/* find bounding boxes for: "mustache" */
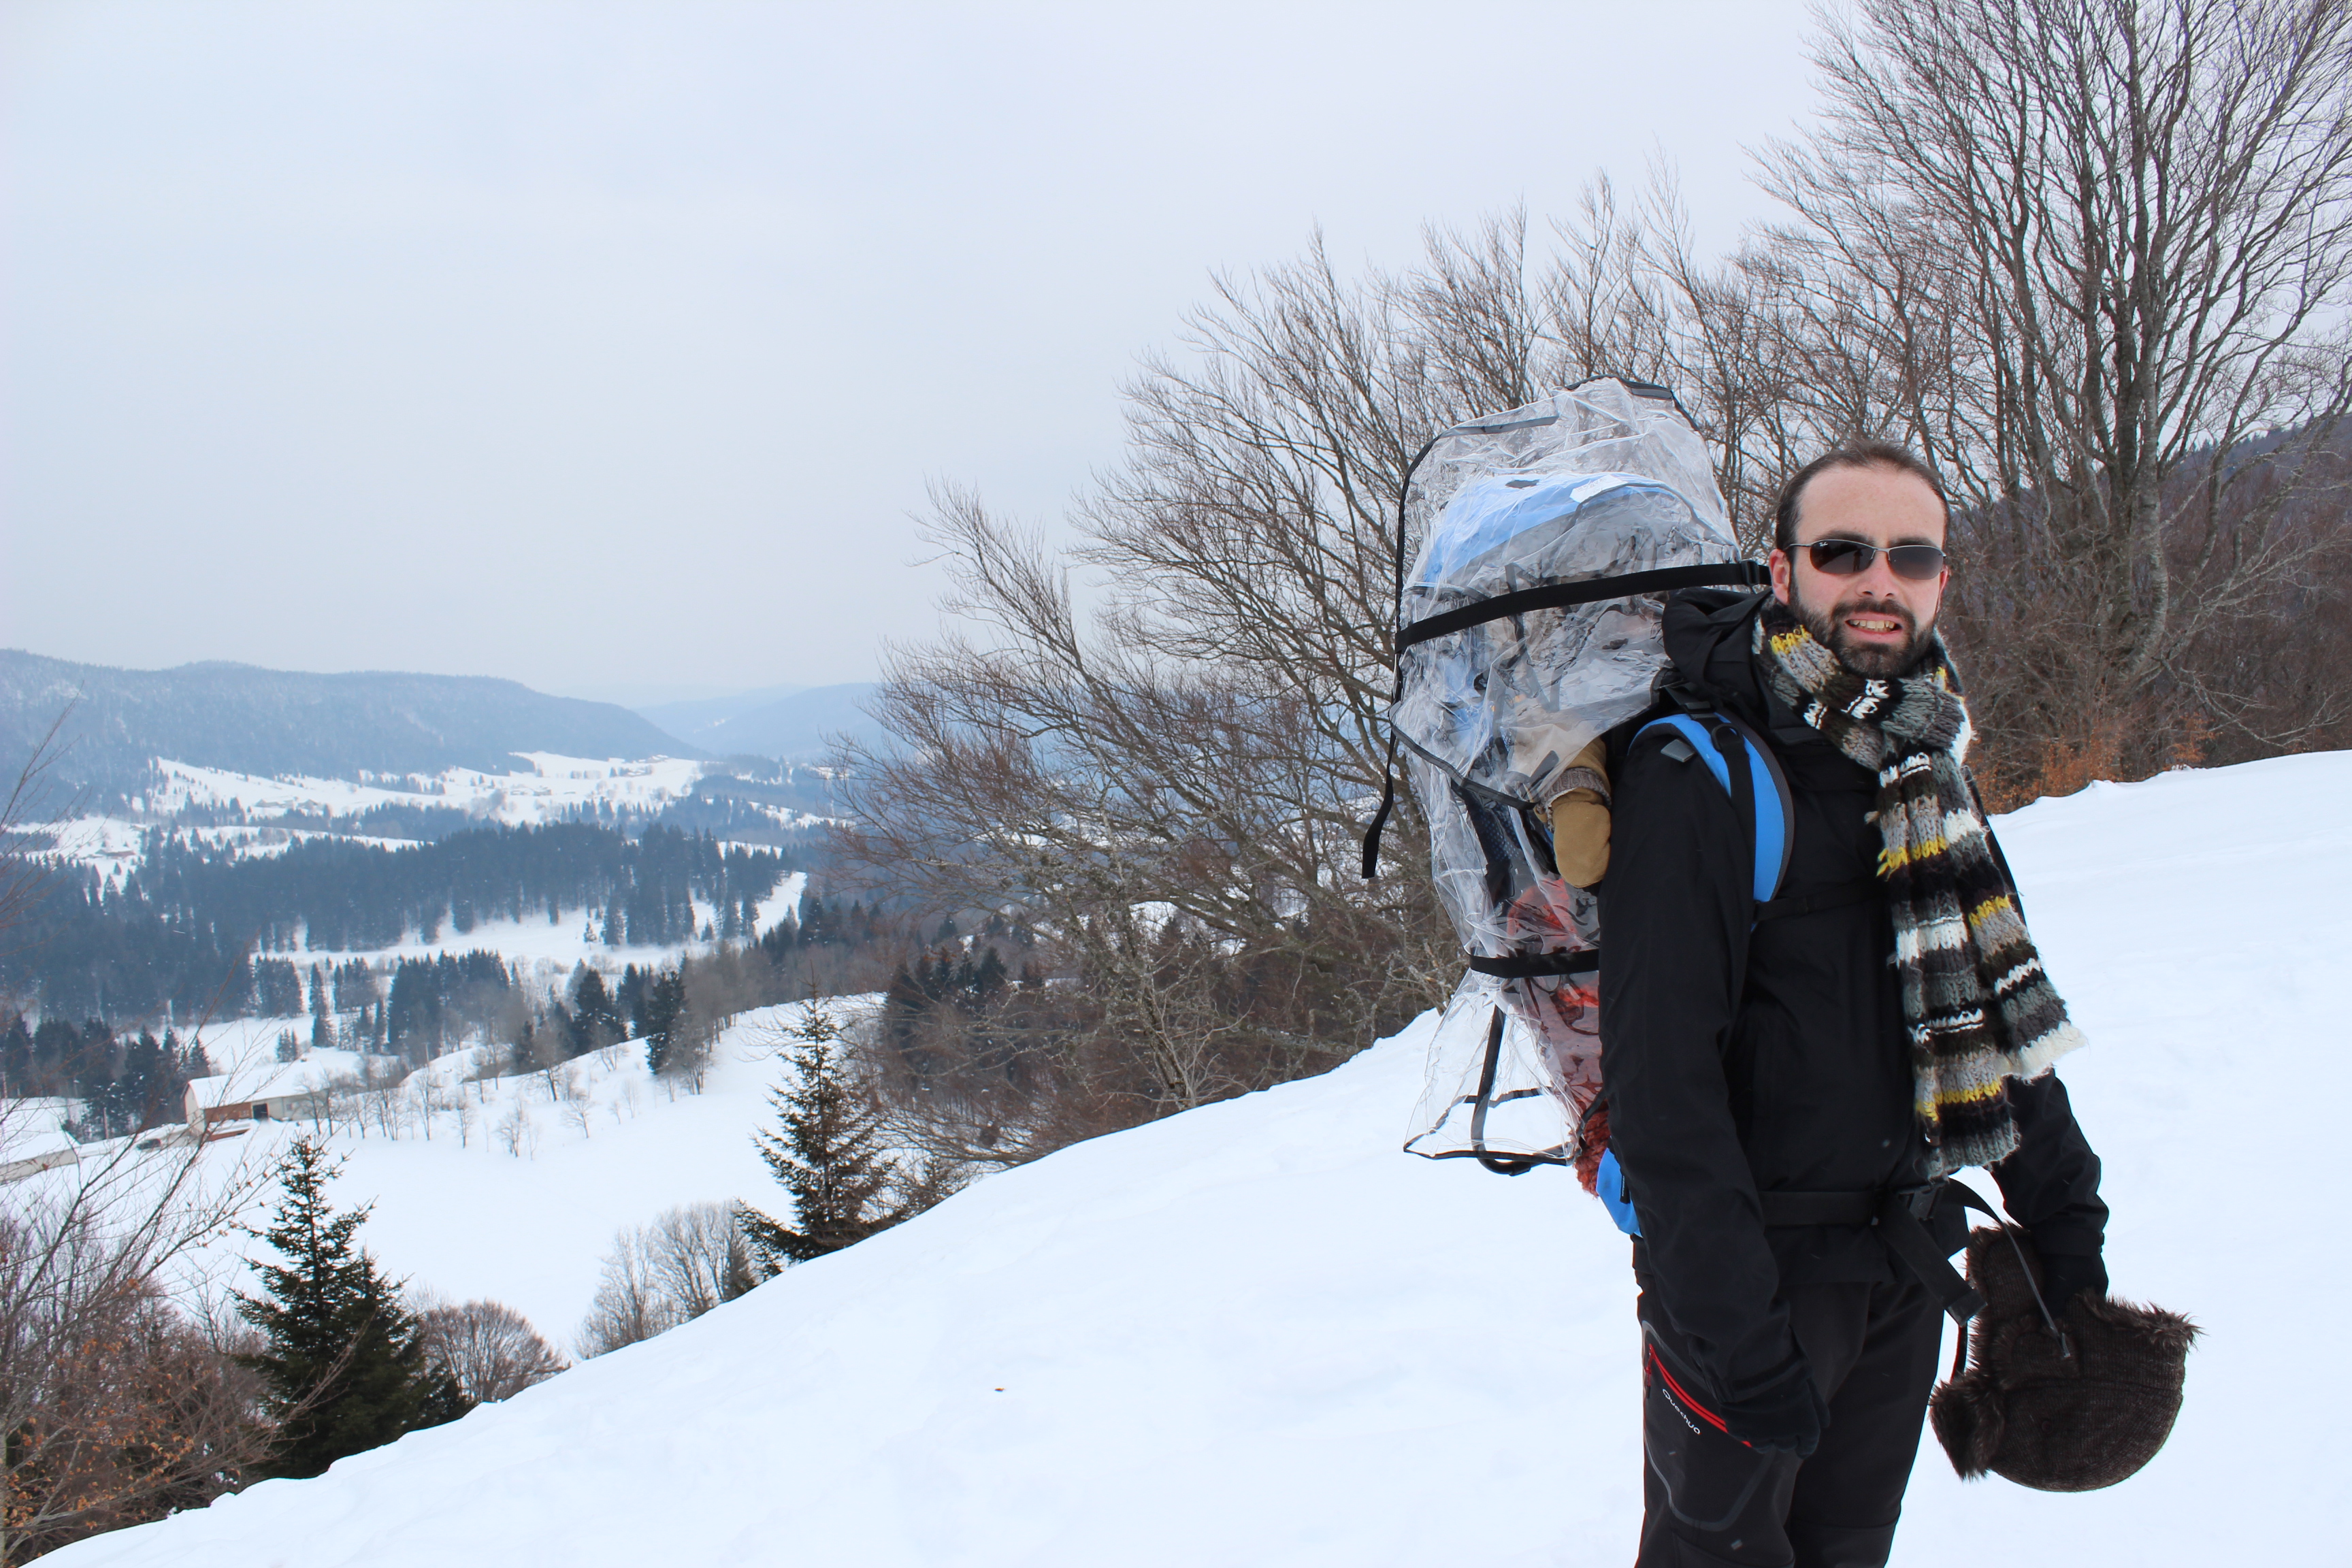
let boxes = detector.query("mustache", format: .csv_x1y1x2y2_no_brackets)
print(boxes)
1830,594,1916,634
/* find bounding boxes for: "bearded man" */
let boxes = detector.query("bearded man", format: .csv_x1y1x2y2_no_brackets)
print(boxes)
1599,442,2110,1567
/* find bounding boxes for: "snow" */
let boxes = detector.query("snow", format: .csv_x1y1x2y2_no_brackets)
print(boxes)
31,755,806,992
148,1016,806,1340
44,751,2352,1566
753,868,808,932
152,753,706,828
293,904,741,970
46,754,715,877
49,815,146,875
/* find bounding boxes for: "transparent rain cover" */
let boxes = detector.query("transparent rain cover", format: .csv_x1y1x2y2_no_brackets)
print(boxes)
1396,380,1740,1171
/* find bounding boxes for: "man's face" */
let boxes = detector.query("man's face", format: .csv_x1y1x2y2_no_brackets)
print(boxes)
1768,462,1950,679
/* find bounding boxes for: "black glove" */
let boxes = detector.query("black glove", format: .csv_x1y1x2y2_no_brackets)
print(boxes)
2038,1249,2108,1309
1720,1360,1830,1457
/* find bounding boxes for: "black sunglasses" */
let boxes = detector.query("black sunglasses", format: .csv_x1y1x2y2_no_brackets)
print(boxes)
1799,538,1946,581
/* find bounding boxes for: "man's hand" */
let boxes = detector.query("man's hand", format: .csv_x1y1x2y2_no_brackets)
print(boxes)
2038,1250,2108,1309
1721,1360,1831,1456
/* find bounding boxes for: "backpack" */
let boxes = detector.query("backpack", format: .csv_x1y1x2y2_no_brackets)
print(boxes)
1361,379,1781,1229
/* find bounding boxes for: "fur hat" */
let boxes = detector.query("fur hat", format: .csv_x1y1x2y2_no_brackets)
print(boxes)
1929,1227,2196,1491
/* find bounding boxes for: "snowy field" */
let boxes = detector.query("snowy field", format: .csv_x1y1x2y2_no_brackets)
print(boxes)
46,751,2352,1566
47,752,832,881
148,753,706,828
149,1007,825,1343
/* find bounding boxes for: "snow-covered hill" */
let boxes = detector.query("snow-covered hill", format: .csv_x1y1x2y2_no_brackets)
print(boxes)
0,650,696,800
149,1006,825,1341
54,753,720,881
49,751,2352,1566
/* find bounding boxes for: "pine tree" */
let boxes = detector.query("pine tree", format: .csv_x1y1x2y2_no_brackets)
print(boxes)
570,967,622,1054
235,1138,466,1478
309,963,337,1054
738,1004,909,1269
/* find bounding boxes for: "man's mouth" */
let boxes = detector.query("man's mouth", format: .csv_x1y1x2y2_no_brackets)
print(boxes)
1844,615,1904,636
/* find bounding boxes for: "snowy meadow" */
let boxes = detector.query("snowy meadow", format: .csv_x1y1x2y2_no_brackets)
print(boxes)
38,751,2352,1566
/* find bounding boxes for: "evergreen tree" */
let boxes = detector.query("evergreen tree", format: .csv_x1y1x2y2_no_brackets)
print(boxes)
738,1003,909,1269
235,1138,467,1478
636,968,686,1074
309,962,336,1053
970,946,1009,1001
568,967,623,1055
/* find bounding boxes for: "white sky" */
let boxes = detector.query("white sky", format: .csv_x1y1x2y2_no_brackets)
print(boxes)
1,0,1820,706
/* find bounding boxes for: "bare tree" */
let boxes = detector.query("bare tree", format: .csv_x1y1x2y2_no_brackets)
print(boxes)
844,1,2352,1179
0,709,74,973
414,1299,566,1405
556,1064,593,1141
641,1203,753,1321
572,1204,752,1358
493,1102,534,1160
574,1224,677,1358
0,1266,272,1563
1749,0,2352,779
0,723,279,1561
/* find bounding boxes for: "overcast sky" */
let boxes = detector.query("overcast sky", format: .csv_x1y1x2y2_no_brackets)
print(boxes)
2,0,1821,707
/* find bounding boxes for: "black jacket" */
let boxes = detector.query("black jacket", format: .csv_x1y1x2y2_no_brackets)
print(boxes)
1598,590,2106,1398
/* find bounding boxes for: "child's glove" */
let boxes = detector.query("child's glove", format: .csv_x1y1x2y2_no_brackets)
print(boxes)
1548,736,1612,887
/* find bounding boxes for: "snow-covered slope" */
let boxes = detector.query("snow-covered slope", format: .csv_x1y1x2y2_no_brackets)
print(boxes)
159,1009,818,1341
51,752,2352,1566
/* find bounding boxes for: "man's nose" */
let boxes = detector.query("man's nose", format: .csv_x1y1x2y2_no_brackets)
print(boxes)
1852,548,1905,593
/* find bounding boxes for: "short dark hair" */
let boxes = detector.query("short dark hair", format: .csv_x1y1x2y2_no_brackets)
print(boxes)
1772,441,1949,552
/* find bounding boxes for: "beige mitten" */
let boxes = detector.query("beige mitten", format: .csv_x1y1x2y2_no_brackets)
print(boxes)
1549,737,1612,887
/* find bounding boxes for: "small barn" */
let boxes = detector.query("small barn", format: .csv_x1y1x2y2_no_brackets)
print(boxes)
183,1070,328,1134
0,1130,80,1185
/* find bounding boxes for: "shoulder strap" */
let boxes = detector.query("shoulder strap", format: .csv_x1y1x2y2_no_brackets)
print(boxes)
1633,708,1795,904
1360,434,1443,881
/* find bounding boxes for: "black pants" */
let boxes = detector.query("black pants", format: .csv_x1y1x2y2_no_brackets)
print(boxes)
1635,1270,1945,1568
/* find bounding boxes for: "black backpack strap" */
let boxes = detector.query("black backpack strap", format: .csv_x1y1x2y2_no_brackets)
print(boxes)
1361,434,1441,881
1394,561,1768,650
1466,949,1601,979
1759,1179,2071,1379
1359,735,1400,879
1469,1007,1541,1176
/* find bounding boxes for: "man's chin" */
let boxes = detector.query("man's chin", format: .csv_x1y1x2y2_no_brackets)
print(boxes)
1827,631,1922,678
1793,600,1935,678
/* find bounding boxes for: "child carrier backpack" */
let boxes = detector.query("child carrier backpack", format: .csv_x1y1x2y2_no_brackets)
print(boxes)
1360,378,1779,1226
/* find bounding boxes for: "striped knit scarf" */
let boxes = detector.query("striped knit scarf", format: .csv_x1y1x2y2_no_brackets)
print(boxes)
1752,598,2087,1173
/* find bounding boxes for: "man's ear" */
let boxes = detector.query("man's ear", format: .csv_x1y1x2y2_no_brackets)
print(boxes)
1768,548,1794,606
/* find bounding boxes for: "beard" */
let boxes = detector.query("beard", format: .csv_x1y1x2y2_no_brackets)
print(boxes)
1788,581,1938,679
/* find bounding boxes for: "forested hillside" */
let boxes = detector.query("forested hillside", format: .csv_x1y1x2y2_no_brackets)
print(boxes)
4,824,796,1024
0,652,698,801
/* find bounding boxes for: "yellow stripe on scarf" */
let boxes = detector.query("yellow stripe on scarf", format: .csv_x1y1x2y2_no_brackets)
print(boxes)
1963,894,2016,934
1878,832,1948,877
1918,1069,2010,1121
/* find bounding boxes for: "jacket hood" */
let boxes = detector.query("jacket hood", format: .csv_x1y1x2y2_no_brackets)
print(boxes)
1663,587,1859,767
1662,587,1774,725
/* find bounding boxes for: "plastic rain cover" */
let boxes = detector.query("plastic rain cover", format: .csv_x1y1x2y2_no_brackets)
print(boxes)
1396,380,1740,1173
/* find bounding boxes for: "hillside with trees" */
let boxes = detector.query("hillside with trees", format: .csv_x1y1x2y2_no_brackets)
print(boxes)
0,651,699,802
1,824,796,1027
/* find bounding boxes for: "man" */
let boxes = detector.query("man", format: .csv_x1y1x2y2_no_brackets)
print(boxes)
1599,443,2108,1567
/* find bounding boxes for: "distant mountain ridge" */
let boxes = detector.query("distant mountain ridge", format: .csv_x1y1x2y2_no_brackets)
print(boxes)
637,682,883,762
634,685,806,743
0,650,701,802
